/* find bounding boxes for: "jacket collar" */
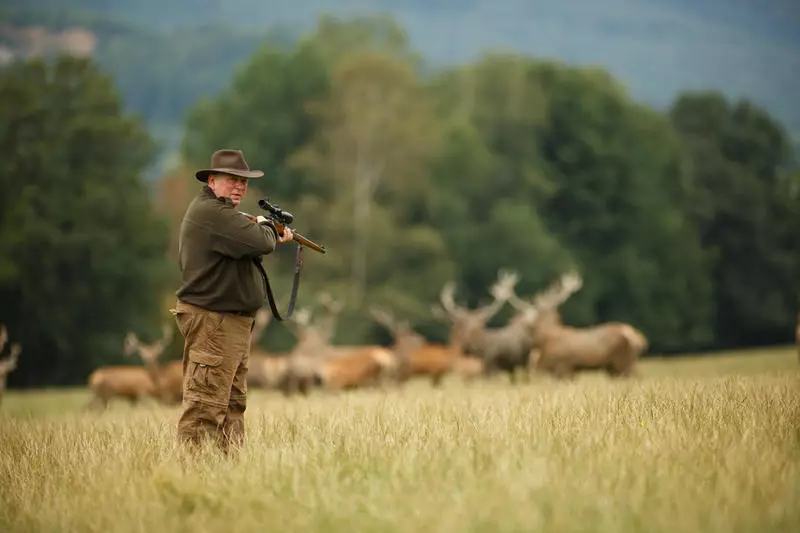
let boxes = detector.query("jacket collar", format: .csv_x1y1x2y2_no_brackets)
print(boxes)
202,185,234,207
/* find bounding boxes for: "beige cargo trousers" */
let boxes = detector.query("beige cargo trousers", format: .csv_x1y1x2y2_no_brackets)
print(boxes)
170,301,255,453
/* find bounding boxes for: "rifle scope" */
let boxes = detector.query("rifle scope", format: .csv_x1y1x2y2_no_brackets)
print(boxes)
258,199,294,225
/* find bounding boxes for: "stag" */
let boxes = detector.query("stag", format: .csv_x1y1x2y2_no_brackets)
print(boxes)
85,324,175,410
280,292,349,395
433,270,540,384
123,324,182,404
247,307,292,390
281,294,398,394
0,325,21,405
370,306,483,387
509,271,648,379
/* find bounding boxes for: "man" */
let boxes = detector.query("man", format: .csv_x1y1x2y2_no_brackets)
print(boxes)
171,148,293,453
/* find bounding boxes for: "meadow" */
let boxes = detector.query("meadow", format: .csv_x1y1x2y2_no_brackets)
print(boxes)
1,347,798,533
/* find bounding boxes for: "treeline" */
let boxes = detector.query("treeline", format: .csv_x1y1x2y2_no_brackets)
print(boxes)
1,15,798,388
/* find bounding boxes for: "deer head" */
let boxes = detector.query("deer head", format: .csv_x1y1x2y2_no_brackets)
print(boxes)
285,308,322,344
432,269,519,347
315,292,344,342
370,306,426,357
123,324,173,366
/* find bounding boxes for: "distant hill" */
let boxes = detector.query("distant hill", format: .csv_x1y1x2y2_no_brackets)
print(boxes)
3,0,798,155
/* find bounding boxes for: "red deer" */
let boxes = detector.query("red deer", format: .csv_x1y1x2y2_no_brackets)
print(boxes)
280,295,344,396
433,270,542,384
369,307,484,387
282,295,399,394
124,324,182,405
509,271,648,380
85,324,174,410
0,324,21,405
247,307,291,391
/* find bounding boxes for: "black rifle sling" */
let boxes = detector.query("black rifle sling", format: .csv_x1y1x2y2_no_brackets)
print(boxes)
253,244,303,321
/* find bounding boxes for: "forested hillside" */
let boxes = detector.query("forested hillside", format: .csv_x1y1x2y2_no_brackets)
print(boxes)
2,0,799,138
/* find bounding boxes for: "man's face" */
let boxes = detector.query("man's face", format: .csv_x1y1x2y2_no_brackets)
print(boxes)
208,173,248,206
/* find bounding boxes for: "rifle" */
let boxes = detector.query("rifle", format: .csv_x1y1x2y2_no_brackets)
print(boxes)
238,198,326,321
239,198,326,254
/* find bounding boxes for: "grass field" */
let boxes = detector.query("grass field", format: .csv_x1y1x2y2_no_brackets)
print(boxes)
1,347,799,533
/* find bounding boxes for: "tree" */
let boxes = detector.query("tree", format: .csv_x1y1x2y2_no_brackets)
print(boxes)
428,56,715,351
670,92,800,348
0,56,171,387
290,51,440,302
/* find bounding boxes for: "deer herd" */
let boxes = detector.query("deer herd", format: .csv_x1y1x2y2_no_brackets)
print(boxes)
79,269,653,410
0,270,797,410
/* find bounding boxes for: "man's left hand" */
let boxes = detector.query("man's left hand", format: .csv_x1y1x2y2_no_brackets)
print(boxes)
277,227,294,244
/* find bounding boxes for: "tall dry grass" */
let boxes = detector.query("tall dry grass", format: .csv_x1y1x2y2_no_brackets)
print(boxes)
1,348,798,533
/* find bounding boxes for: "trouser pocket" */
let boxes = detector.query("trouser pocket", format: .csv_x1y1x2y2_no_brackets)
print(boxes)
186,349,227,403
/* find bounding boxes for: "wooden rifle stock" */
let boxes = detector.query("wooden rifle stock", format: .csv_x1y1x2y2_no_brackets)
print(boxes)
239,212,327,254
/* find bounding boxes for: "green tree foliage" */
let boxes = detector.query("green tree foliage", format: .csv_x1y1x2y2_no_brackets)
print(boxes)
428,56,715,350
669,92,800,348
0,56,172,386
290,50,442,303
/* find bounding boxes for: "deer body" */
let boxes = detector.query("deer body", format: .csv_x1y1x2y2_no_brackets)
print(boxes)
532,316,647,378
245,310,294,391
247,351,291,390
370,307,479,387
316,346,398,391
464,316,538,383
277,295,403,395
86,366,160,408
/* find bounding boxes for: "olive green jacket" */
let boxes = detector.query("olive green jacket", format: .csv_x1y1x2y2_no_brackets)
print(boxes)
176,185,277,314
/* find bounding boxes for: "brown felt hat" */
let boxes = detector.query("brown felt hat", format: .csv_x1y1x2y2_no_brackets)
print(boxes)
195,149,264,182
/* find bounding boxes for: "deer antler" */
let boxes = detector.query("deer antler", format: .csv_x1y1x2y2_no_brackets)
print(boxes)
489,270,520,301
317,292,345,314
160,324,173,346
0,324,7,354
123,333,139,357
475,269,519,320
286,308,313,335
151,324,173,358
0,343,20,376
532,270,583,312
369,306,399,336
437,281,465,319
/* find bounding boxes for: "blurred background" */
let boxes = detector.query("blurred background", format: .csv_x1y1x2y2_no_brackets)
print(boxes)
0,0,798,388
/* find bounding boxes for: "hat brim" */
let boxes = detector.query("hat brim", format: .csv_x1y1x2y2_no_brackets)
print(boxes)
195,168,264,182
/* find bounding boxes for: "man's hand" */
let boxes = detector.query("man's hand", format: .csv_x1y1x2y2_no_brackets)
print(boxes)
256,215,293,244
277,227,294,244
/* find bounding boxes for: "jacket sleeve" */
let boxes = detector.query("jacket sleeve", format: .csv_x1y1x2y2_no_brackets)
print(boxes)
204,204,278,259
